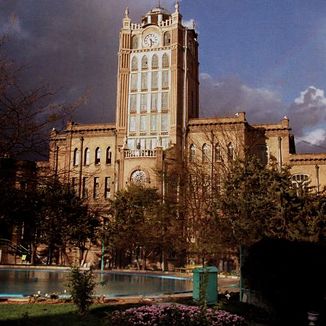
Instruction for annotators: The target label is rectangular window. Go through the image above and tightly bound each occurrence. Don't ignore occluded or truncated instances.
[161,113,168,131]
[130,94,137,113]
[140,115,147,132]
[151,93,158,112]
[127,138,135,149]
[131,73,138,92]
[162,137,169,149]
[93,177,99,199]
[82,177,88,199]
[151,115,157,131]
[71,177,78,192]
[151,138,157,149]
[162,70,169,89]
[141,72,148,91]
[161,92,168,110]
[151,71,158,90]
[140,94,147,112]
[129,116,136,132]
[140,138,146,149]
[105,177,111,199]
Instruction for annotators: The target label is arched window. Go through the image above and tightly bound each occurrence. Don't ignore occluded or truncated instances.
[73,148,79,166]
[215,143,221,161]
[95,147,101,165]
[132,36,138,49]
[189,144,196,162]
[227,143,234,161]
[202,143,210,163]
[291,174,310,194]
[141,55,148,70]
[163,32,171,46]
[162,53,169,68]
[84,148,90,165]
[106,147,112,165]
[131,56,138,71]
[151,54,158,69]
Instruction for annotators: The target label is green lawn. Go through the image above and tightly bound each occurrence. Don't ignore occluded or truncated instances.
[0,303,115,326]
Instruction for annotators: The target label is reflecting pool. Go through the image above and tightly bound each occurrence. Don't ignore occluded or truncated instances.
[0,269,192,298]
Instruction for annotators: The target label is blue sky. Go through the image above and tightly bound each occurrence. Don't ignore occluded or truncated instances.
[185,0,326,103]
[1,0,326,151]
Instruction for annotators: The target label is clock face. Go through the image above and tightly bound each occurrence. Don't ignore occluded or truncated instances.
[131,170,146,184]
[143,33,159,48]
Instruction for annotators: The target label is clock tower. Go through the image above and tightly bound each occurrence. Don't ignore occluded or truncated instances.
[115,3,199,189]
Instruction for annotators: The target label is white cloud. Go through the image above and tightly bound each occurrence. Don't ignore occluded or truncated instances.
[288,86,326,137]
[183,18,195,29]
[300,129,326,145]
[294,86,326,106]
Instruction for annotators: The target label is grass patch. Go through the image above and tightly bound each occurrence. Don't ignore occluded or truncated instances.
[0,304,111,326]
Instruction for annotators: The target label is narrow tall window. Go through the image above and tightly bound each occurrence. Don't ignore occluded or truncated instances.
[131,73,138,92]
[105,177,111,199]
[151,54,158,69]
[140,115,147,132]
[141,55,148,70]
[189,144,196,162]
[106,147,112,164]
[151,71,158,90]
[151,93,158,111]
[151,115,157,131]
[130,94,137,113]
[82,177,88,198]
[227,143,234,161]
[141,72,148,90]
[202,143,210,163]
[93,177,100,199]
[161,113,168,131]
[73,148,79,166]
[163,32,171,46]
[95,147,101,165]
[162,53,169,68]
[84,148,90,165]
[215,143,221,161]
[131,56,138,71]
[71,177,78,192]
[161,92,168,110]
[132,36,138,49]
[162,71,169,89]
[129,116,136,132]
[140,94,147,112]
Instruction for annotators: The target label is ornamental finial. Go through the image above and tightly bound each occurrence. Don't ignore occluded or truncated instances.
[175,0,180,12]
[124,7,129,18]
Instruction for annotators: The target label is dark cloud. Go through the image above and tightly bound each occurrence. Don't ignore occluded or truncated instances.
[0,0,175,123]
[199,73,285,124]
[1,1,326,153]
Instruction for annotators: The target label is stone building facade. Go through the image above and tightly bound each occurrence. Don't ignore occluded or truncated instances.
[50,4,326,208]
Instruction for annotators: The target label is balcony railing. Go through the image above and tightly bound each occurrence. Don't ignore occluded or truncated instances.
[124,149,156,158]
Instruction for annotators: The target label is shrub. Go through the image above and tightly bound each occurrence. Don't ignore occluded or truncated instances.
[68,267,96,315]
[107,304,247,326]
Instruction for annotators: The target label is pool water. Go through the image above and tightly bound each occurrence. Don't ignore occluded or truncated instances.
[0,269,193,298]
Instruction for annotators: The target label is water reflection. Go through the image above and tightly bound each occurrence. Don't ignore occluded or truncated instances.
[0,269,192,297]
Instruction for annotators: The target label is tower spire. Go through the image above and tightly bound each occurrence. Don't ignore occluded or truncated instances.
[175,0,180,12]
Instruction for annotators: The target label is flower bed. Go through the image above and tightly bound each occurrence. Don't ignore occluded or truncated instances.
[107,304,247,326]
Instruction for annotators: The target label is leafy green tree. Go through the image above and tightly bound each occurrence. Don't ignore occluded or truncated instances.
[68,266,95,315]
[37,180,100,265]
[108,184,161,269]
[214,156,325,246]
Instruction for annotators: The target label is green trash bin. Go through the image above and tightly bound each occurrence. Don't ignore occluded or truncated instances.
[192,266,218,305]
